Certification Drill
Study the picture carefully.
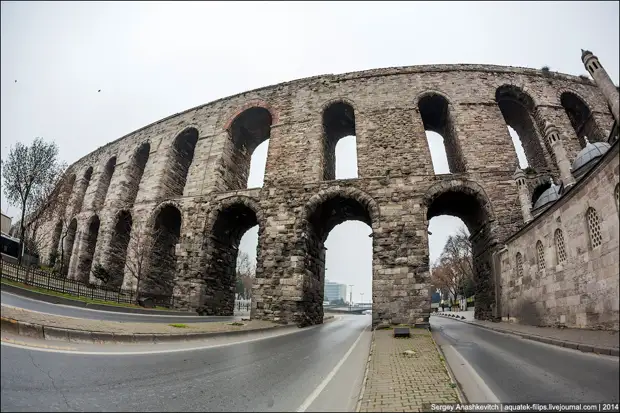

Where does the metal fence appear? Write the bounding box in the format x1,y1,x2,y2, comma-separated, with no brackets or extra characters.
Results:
0,258,174,308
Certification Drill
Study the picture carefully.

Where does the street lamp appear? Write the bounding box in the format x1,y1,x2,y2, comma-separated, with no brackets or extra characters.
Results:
360,292,364,306
348,285,354,311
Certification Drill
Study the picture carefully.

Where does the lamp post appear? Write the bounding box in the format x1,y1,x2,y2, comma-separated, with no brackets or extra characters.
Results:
349,284,354,312
360,292,364,306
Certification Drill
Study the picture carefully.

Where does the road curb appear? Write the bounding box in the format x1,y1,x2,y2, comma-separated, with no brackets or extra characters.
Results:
430,330,467,404
1,315,336,345
355,328,375,412
0,315,311,345
1,281,199,316
432,313,619,357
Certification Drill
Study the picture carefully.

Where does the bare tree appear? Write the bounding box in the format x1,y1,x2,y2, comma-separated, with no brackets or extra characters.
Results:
92,222,164,302
236,251,255,299
21,170,71,263
1,138,65,264
431,227,474,303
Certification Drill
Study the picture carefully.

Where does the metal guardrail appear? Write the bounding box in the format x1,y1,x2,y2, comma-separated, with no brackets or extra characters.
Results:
0,258,174,308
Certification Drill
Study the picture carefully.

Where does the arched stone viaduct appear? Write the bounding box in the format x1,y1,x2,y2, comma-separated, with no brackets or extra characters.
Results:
41,61,616,327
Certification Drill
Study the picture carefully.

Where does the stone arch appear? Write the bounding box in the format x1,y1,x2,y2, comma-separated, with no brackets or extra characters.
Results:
222,106,274,190
124,141,151,206
321,100,358,181
303,186,381,232
559,90,606,146
106,209,133,288
198,195,263,316
223,100,279,131
62,218,78,276
415,89,454,107
417,91,465,174
145,203,183,297
423,179,498,320
49,220,63,265
296,186,379,326
165,127,198,199
93,156,117,210
495,84,549,171
73,166,93,215
76,214,101,283
147,199,185,229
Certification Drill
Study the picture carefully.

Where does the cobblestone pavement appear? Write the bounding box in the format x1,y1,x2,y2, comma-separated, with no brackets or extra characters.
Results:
433,312,619,349
358,328,459,412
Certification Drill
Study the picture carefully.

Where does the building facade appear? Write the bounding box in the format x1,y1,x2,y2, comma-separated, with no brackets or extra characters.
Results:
324,280,347,303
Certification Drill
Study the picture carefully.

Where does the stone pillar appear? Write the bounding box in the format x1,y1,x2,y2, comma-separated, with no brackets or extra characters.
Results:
543,122,576,188
582,49,620,124
513,168,533,224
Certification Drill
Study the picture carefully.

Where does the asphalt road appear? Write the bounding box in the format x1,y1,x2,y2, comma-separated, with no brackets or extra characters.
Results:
431,315,620,403
0,291,237,323
1,315,372,412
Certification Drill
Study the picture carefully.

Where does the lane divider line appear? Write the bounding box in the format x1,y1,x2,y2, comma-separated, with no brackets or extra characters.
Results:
296,324,369,412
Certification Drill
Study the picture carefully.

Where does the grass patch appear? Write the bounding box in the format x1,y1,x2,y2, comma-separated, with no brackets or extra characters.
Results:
228,322,245,326
169,323,188,328
1,277,169,310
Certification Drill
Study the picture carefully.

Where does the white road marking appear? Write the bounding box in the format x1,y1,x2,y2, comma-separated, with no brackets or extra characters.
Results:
0,317,343,356
1,291,217,318
296,324,368,412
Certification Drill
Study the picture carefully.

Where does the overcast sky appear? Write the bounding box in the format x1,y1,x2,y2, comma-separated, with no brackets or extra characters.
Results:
1,1,618,303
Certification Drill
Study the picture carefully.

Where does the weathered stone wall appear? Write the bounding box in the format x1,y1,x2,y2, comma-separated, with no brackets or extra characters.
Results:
34,62,617,327
498,143,619,330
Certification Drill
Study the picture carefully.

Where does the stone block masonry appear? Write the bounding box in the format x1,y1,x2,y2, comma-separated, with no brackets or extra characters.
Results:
33,54,619,328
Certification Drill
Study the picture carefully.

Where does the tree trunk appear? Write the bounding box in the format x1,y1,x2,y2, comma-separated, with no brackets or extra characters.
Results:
18,200,27,266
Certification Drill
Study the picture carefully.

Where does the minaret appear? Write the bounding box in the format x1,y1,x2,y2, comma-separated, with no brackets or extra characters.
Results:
581,49,619,124
513,167,533,224
544,121,576,188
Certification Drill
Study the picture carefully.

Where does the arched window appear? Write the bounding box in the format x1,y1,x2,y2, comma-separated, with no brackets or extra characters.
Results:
560,92,605,146
322,102,357,180
554,229,567,264
586,207,602,248
418,94,465,174
515,252,524,278
536,241,545,271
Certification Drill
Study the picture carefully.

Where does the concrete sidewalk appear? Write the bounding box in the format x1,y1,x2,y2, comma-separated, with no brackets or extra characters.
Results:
357,328,459,412
1,305,333,344
433,312,619,355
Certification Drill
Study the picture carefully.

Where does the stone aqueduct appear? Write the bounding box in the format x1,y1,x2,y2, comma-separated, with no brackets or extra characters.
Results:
40,58,617,326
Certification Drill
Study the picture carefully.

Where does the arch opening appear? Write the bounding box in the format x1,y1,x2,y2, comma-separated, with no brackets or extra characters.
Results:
168,129,198,198
322,102,358,181
77,215,101,283
199,203,259,316
126,143,150,206
302,194,374,326
74,167,93,215
419,94,465,174
496,86,548,170
146,205,182,297
426,186,496,320
106,211,133,288
228,108,273,189
560,92,605,146
62,218,78,276
94,157,116,210
49,220,63,266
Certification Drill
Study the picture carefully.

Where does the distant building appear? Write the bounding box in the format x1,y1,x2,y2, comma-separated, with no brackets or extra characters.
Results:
324,279,347,303
1,212,11,235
